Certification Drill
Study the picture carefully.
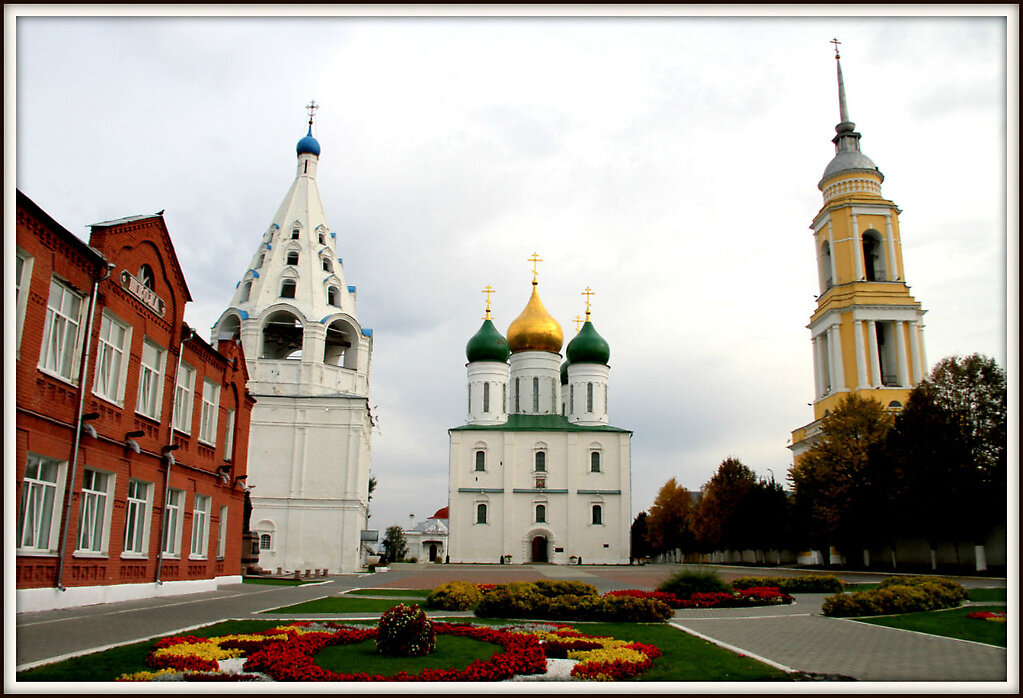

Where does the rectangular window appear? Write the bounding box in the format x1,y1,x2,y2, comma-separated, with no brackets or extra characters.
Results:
483,382,490,413
199,379,220,446
15,249,33,353
18,454,64,552
217,505,229,559
137,338,166,420
190,494,210,558
162,488,184,556
514,378,520,412
592,504,603,525
173,363,196,433
475,503,488,524
77,469,113,553
474,450,486,472
223,408,236,461
532,376,539,412
587,382,594,413
124,479,151,555
39,278,83,381
93,312,131,404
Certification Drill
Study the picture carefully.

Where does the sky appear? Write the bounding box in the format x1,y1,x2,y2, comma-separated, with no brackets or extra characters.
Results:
7,7,1017,535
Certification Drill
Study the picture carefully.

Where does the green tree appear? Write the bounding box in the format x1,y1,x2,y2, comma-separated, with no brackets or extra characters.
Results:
788,394,894,563
382,525,408,563
691,458,758,553
740,475,792,560
630,511,652,562
644,478,696,558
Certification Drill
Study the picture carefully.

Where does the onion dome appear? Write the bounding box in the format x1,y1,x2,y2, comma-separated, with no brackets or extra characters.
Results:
566,320,610,365
507,283,564,354
296,126,321,157
466,318,510,363
560,360,569,385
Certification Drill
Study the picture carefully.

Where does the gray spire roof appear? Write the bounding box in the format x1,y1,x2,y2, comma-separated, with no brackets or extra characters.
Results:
819,49,882,189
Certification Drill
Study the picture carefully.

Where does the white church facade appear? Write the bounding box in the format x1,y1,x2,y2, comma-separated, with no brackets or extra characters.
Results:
213,105,373,574
448,265,632,565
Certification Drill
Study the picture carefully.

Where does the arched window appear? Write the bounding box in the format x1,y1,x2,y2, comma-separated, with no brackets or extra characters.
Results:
318,232,326,245
591,504,602,525
256,253,265,268
323,317,358,368
587,382,594,412
535,504,546,523
259,533,272,550
240,280,252,303
474,450,486,472
262,310,303,359
483,383,490,413
590,451,601,472
322,257,333,272
287,251,299,266
280,279,296,298
822,241,833,289
291,228,300,240
862,230,886,281
888,400,902,410
476,503,488,524
534,451,546,473
327,286,340,307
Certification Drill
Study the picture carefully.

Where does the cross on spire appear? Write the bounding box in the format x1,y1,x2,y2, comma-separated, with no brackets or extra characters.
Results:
482,285,495,320
574,315,583,332
582,287,595,320
305,99,319,127
830,37,841,59
528,252,543,285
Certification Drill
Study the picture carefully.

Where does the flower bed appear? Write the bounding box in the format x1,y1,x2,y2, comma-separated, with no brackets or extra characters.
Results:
604,587,793,609
967,611,1006,623
119,620,662,682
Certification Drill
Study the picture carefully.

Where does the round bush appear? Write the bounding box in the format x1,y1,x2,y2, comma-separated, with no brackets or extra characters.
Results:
656,568,730,599
732,574,844,594
425,581,482,611
375,604,436,657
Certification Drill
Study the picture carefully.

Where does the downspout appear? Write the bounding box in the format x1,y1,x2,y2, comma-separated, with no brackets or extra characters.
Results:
55,261,114,591
155,326,194,585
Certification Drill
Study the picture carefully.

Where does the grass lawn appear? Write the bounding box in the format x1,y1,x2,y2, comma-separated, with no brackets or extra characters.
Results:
344,588,431,598
243,577,320,586
315,634,500,676
967,587,1006,603
17,617,791,682
856,604,1007,647
263,597,425,614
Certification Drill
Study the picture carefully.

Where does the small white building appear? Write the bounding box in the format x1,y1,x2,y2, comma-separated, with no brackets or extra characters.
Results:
403,507,450,564
448,270,632,565
213,107,373,574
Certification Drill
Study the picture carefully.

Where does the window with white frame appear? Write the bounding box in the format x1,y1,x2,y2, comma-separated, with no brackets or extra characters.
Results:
475,503,488,524
590,451,601,473
77,468,114,554
162,488,185,556
136,338,166,420
173,363,196,433
18,453,64,552
474,450,486,472
223,408,236,461
217,506,229,559
15,248,33,353
93,311,131,404
591,504,603,525
190,494,211,558
123,479,151,555
259,533,272,550
39,278,83,381
199,379,219,446
534,450,546,473
535,503,547,523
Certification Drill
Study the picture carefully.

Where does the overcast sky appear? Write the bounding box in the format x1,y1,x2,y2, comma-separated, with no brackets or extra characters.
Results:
8,8,1016,534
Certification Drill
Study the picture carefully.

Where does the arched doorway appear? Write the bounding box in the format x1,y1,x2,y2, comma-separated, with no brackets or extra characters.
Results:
531,535,548,563
428,543,438,562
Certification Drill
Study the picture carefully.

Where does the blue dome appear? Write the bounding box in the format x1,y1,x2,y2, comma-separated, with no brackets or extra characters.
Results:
296,127,321,157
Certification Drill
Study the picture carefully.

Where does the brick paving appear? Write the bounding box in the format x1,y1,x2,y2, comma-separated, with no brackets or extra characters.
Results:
13,563,1012,685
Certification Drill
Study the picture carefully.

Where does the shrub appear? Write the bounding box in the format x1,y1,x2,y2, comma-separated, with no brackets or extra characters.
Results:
731,574,844,594
375,604,436,657
822,580,966,617
878,576,968,602
656,568,730,599
531,580,599,598
474,582,671,622
425,581,482,611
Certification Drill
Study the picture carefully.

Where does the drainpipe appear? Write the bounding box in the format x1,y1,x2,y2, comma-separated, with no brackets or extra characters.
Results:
55,262,114,591
155,326,194,585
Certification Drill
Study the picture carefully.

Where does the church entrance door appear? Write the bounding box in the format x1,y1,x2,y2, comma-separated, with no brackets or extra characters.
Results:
429,543,438,562
531,536,548,563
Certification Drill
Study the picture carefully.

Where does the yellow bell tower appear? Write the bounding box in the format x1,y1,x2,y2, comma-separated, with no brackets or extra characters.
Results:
790,42,929,458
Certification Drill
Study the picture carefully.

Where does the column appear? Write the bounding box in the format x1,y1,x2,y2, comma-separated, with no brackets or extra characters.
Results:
884,214,897,281
867,320,882,387
811,335,823,398
909,321,923,383
851,214,863,281
894,321,910,387
827,222,838,285
853,320,869,389
829,324,845,391
917,323,929,378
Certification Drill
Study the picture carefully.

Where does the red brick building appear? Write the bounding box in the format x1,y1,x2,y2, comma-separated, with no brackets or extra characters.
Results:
14,190,255,612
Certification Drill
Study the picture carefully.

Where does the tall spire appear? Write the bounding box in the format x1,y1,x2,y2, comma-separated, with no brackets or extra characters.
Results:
831,38,850,124
819,40,881,191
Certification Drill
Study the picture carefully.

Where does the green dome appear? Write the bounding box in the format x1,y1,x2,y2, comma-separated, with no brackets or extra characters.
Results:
566,321,610,365
466,319,510,363
560,360,569,385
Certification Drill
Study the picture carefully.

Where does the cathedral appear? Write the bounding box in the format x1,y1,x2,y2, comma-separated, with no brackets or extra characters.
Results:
212,105,374,574
790,45,929,458
447,260,632,565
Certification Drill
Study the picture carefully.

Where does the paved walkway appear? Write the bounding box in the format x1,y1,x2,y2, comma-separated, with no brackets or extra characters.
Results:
12,563,1011,684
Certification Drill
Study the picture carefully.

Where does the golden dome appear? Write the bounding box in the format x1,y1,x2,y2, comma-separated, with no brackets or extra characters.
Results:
507,282,564,354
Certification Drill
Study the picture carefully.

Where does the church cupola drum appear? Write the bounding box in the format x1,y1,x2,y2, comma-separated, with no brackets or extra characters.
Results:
213,103,374,575
790,43,928,459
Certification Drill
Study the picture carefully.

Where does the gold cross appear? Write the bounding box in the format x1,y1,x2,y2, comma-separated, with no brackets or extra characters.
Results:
482,285,495,320
574,315,583,332
306,99,319,123
581,287,595,320
528,252,543,284
830,38,841,59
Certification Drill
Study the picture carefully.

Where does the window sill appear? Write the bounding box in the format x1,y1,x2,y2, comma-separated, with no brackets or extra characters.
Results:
17,549,58,557
37,367,79,388
121,552,149,560
189,555,208,561
198,439,216,449
92,392,125,409
134,410,163,425
173,427,192,438
162,554,181,560
73,551,108,559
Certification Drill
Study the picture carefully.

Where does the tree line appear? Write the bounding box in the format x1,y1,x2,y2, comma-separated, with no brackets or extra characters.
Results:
632,354,1007,569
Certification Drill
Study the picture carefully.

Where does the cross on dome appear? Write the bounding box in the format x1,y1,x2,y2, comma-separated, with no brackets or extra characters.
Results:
306,99,319,126
582,287,595,320
528,252,543,285
482,284,495,320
